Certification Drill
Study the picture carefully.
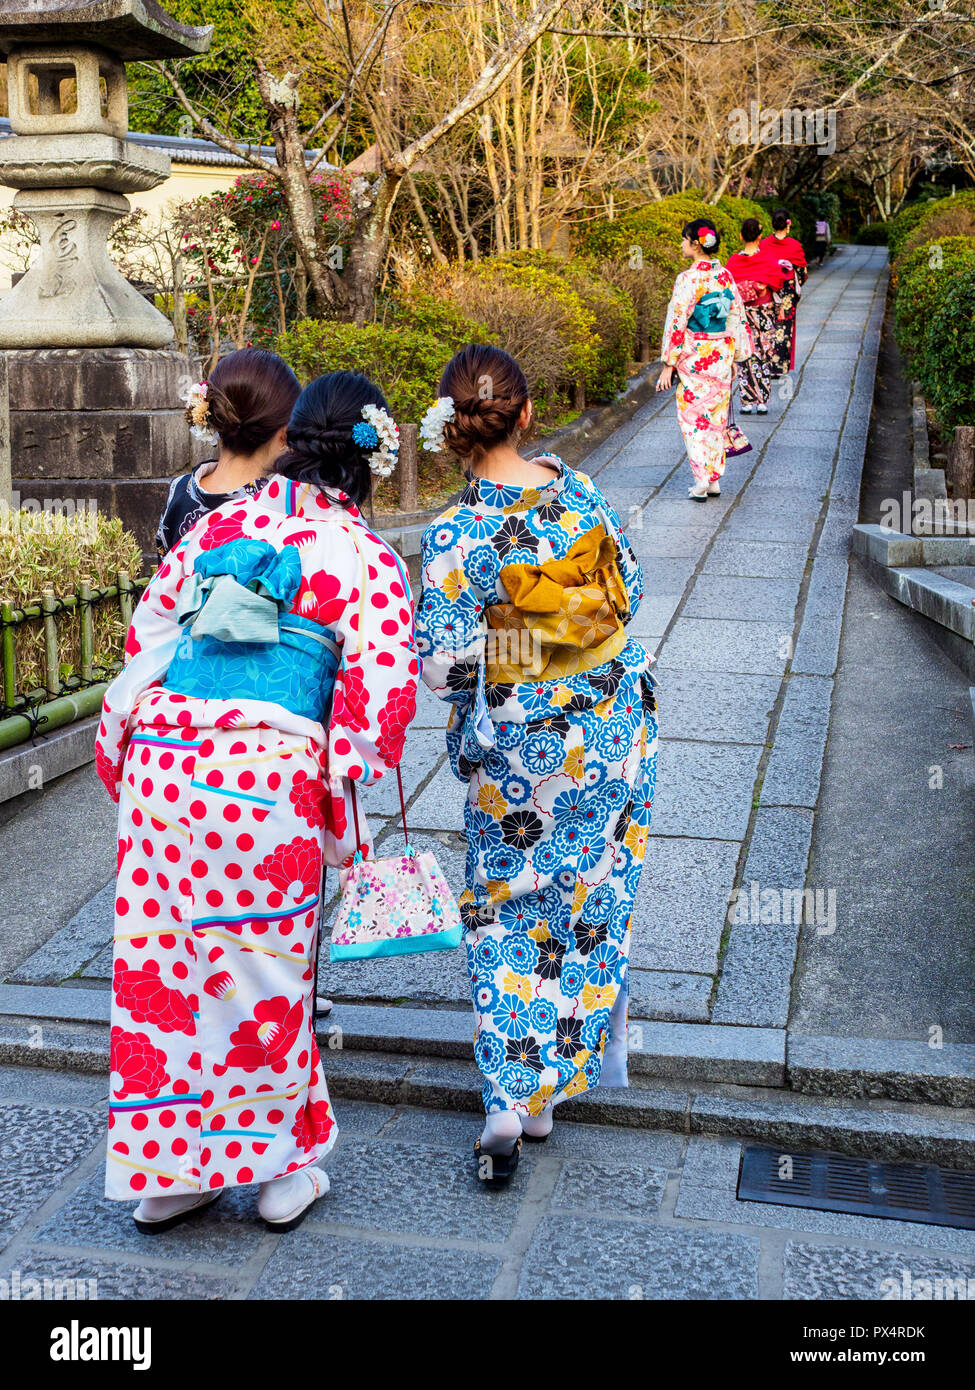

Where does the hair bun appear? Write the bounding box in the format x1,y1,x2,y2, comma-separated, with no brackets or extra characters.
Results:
438,346,529,461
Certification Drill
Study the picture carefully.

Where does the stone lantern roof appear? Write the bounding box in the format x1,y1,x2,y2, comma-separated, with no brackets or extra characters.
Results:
0,1,212,61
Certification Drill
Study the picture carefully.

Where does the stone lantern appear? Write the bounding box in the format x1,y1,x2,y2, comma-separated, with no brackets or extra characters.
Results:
0,2,213,555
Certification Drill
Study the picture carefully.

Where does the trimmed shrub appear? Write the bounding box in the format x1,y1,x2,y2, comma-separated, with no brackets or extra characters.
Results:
382,288,487,351
0,509,143,697
494,251,637,399
894,236,975,361
854,222,890,245
274,319,449,423
892,192,975,273
916,260,975,430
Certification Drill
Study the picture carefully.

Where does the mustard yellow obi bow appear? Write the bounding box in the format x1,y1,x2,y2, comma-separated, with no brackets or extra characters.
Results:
484,524,629,682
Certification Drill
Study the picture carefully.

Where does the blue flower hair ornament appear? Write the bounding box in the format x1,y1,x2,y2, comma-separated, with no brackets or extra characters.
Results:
352,420,380,449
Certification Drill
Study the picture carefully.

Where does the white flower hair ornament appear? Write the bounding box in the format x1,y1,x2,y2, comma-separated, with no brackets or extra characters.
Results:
352,403,399,478
419,396,456,453
182,381,219,446
699,227,718,250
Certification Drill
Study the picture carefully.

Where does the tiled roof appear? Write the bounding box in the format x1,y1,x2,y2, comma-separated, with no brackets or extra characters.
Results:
0,117,330,170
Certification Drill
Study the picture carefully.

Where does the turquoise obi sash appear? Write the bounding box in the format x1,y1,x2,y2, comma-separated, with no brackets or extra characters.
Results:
165,538,340,724
688,288,734,334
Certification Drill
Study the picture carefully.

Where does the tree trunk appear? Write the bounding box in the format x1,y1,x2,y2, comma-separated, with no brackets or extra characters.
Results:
948,426,975,503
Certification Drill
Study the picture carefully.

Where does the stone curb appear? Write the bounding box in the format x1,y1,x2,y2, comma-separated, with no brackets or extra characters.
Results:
788,1034,975,1109
0,985,783,1088
852,526,975,652
7,1016,971,1169
0,714,98,806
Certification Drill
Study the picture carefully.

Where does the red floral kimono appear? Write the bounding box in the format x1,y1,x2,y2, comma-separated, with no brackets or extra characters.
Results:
95,475,418,1200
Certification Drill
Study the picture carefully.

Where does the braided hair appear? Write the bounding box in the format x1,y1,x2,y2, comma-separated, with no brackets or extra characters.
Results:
278,370,391,506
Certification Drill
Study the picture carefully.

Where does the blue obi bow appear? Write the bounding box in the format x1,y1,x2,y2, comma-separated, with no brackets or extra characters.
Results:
174,539,302,645
688,289,733,334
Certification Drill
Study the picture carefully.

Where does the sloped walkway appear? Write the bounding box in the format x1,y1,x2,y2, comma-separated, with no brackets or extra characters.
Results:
6,248,890,1056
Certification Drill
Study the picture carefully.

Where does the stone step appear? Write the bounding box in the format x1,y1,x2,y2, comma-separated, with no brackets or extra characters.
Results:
0,986,785,1088
3,1014,971,1172
788,1033,975,1109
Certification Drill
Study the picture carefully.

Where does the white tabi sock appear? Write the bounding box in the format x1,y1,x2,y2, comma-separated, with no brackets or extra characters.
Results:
521,1107,554,1140
258,1166,328,1223
479,1110,522,1155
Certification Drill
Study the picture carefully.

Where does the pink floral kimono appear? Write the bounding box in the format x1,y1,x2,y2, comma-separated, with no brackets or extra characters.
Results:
95,474,417,1200
661,258,753,484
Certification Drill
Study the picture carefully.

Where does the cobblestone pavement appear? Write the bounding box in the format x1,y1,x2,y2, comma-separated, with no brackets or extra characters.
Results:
2,1064,974,1300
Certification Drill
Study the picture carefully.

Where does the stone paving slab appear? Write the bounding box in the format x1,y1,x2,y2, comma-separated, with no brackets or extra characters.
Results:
249,1230,499,1301
682,574,802,624
675,1136,975,1257
653,667,780,744
650,739,761,841
629,835,739,974
702,539,811,581
661,616,792,674
782,1241,975,1301
759,675,832,808
516,1214,760,1299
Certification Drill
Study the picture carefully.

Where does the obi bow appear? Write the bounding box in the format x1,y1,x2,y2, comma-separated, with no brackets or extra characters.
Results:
174,538,302,645
485,524,629,682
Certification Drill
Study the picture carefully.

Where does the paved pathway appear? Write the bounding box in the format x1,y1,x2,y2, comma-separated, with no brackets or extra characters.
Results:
6,247,889,1045
2,1057,974,1301
5,247,975,1302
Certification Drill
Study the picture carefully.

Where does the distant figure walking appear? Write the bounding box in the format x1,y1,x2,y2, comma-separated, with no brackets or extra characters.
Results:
814,218,831,267
657,218,752,501
725,218,787,416
761,209,808,377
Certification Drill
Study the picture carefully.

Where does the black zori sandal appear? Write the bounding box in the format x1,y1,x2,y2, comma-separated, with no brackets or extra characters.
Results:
473,1136,523,1188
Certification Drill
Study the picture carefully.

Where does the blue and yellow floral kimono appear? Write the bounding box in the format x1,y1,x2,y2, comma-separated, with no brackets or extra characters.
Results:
416,456,658,1115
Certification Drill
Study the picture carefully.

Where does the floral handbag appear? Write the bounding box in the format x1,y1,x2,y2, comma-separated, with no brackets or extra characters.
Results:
724,393,752,457
328,766,463,960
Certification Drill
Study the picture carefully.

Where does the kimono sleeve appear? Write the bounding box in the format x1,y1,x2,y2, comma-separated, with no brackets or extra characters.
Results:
415,527,487,712
660,269,695,367
326,528,418,786
318,527,419,868
94,548,188,803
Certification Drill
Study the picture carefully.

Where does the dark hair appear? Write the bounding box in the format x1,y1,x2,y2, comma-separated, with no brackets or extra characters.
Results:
682,218,720,252
438,344,530,461
277,370,391,507
740,217,762,243
771,208,791,231
203,348,299,456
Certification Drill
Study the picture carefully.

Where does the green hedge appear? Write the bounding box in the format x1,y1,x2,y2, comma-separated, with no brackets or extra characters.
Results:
854,222,890,245
887,192,975,269
274,320,449,423
494,251,636,399
894,236,975,361
916,262,975,430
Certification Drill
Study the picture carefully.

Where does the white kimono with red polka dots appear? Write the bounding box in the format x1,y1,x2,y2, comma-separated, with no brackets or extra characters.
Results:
95,475,417,1200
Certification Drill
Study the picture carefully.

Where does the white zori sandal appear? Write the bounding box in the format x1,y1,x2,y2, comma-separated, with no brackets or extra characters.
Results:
134,1190,221,1234
259,1165,330,1233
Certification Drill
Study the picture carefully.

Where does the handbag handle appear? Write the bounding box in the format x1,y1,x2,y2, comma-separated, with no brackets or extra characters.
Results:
348,763,411,859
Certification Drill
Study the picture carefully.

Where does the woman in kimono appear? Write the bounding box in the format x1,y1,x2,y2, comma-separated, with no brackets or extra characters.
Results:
656,218,752,501
96,370,417,1233
416,345,657,1184
726,218,787,415
157,348,298,561
761,209,808,377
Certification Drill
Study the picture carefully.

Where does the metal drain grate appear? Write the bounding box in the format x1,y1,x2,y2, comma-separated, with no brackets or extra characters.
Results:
737,1145,975,1230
